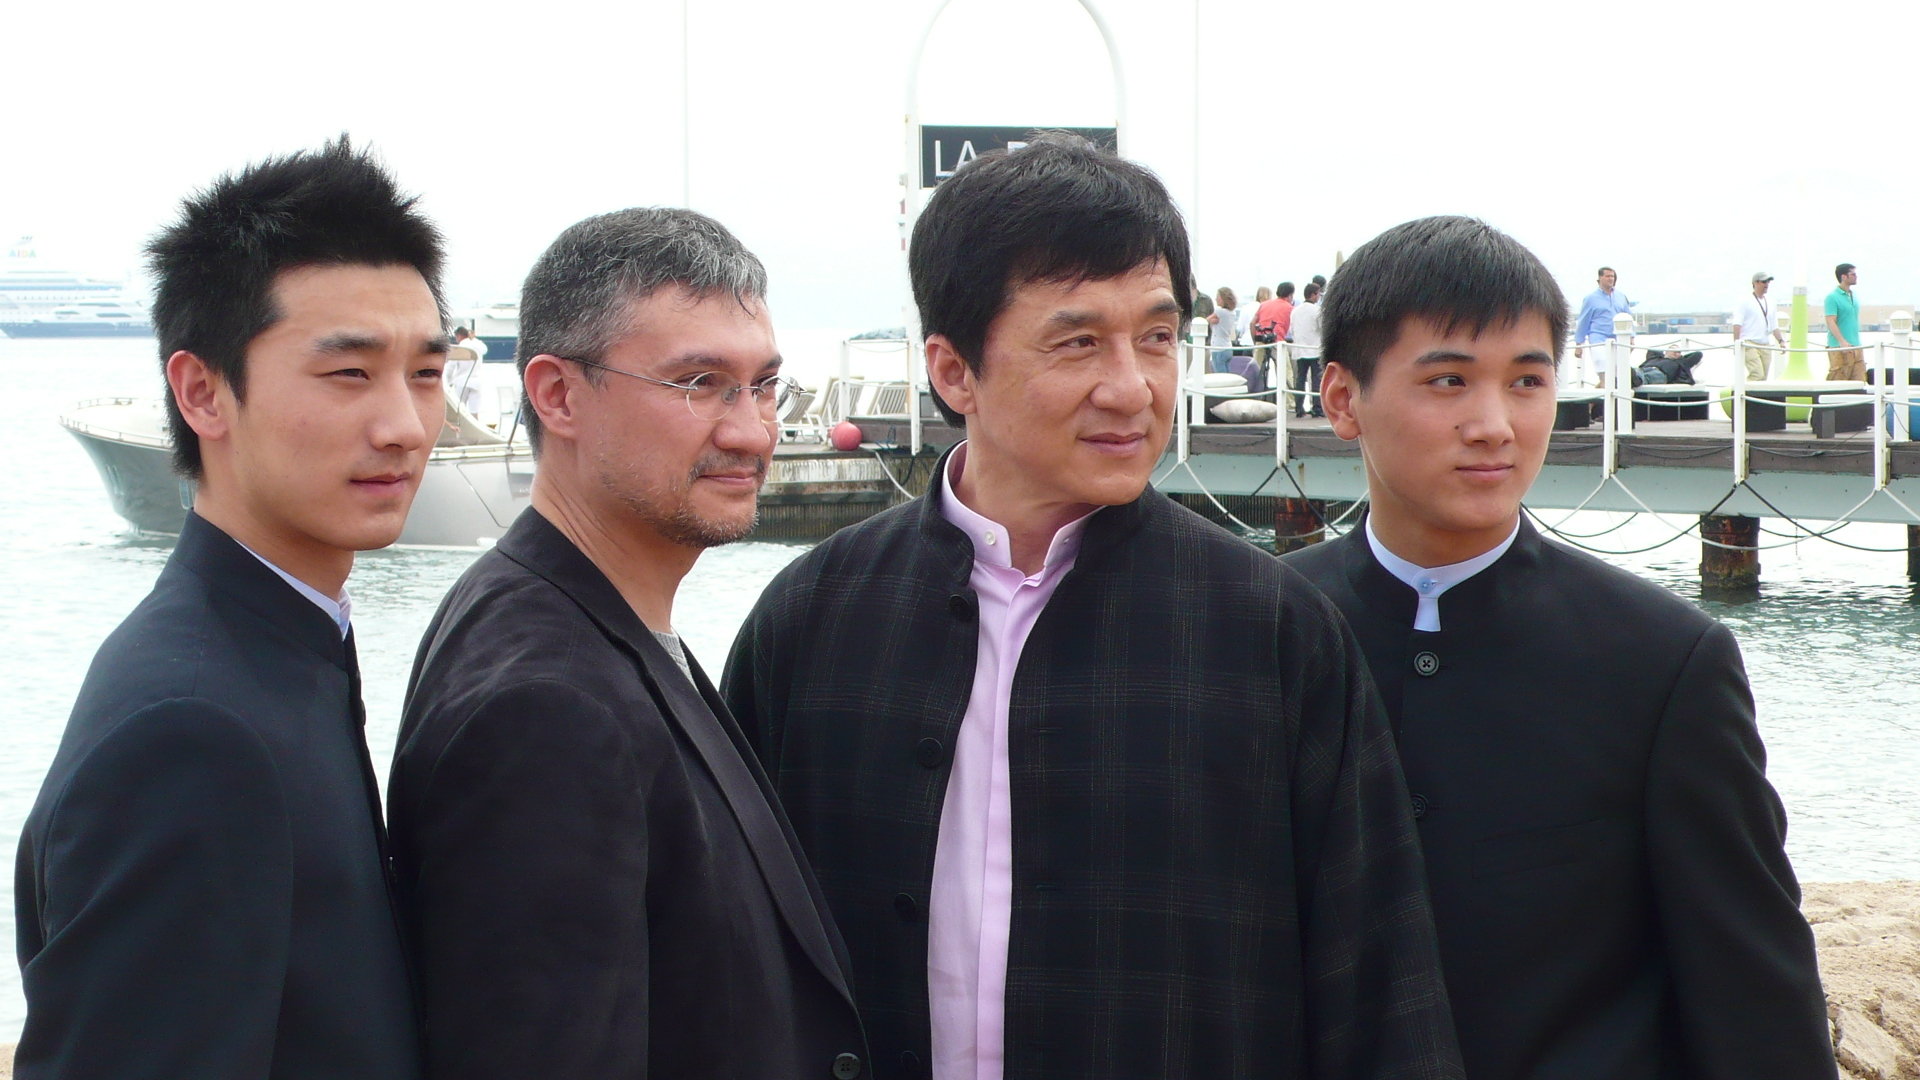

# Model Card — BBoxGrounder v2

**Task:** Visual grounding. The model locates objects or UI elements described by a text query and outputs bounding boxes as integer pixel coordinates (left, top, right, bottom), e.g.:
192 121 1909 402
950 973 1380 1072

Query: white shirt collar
238 543 353 639
1364 516 1520 632
939 442 1095 574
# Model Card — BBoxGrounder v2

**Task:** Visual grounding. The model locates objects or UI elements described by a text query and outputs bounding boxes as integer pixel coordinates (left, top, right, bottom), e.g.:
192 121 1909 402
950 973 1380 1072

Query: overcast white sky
7 0 1919 334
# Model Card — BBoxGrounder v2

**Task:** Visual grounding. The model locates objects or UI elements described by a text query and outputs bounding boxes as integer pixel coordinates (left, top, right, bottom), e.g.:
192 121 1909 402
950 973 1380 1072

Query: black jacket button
948 593 976 620
1410 792 1430 819
915 737 945 768
894 891 920 920
1413 650 1440 677
832 1052 864 1079
899 1050 923 1075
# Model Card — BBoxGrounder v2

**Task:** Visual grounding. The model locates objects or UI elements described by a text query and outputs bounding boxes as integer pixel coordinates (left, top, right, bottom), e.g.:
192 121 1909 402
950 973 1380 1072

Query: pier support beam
1274 498 1326 555
1909 526 1920 584
1700 514 1761 590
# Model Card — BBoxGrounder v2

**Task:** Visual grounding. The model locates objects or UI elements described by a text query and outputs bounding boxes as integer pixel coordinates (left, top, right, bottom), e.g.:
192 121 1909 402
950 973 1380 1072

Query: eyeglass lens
684 373 797 421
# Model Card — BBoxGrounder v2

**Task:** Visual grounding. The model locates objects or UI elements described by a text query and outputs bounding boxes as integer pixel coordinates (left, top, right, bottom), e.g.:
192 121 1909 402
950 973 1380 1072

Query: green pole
1788 285 1813 380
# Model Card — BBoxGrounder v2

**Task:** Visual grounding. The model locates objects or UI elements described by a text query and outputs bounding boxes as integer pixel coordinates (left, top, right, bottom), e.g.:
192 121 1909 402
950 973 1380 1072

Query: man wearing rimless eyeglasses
388 207 868 1079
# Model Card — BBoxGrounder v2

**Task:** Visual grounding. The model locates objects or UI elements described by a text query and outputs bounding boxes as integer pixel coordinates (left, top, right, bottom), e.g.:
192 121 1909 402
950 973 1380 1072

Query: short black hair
517 207 768 452
1276 281 1295 300
146 136 445 479
1303 282 1322 302
1321 216 1568 388
1597 266 1614 277
1311 274 1326 288
1836 262 1856 282
909 133 1193 426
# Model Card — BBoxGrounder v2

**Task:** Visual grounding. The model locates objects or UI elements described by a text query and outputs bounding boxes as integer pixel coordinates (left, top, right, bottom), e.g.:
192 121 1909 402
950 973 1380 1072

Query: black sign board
919 125 1119 187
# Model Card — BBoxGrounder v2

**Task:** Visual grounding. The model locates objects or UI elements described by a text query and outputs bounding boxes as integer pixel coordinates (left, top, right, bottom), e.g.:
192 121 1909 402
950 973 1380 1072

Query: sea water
1 335 1915 1040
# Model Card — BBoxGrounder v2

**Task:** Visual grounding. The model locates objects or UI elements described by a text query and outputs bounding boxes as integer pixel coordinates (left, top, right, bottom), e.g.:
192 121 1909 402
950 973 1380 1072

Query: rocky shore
0 881 1911 1078
1811 882 1920 1080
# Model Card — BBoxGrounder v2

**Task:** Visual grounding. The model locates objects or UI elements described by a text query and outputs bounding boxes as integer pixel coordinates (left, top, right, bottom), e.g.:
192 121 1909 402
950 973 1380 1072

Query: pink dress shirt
928 444 1095 1080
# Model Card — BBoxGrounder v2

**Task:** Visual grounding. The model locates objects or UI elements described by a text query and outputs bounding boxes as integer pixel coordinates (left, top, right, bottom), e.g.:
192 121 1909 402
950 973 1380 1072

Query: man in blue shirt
1572 266 1631 386
1824 262 1864 381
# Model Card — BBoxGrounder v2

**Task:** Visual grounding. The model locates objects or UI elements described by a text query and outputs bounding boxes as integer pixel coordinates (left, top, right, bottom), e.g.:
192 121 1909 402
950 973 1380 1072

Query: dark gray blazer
1284 519 1833 1080
725 469 1463 1080
389 508 866 1080
14 512 419 1080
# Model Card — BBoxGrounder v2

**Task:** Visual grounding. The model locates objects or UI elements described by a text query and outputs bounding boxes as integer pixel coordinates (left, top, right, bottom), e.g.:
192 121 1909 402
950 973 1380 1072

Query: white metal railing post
908 337 923 453
1188 318 1210 433
1275 342 1291 469
1177 332 1203 463
1891 310 1913 444
1601 345 1618 478
1731 330 1750 485
1873 338 1889 488
1611 312 1636 437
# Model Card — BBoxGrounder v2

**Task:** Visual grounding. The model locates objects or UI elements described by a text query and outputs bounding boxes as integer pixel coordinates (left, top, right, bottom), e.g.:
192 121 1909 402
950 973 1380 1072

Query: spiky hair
146 135 446 477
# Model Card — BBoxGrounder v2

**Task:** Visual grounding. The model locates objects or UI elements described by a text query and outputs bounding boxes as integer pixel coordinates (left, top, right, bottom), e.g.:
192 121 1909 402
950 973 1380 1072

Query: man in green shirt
1824 262 1864 380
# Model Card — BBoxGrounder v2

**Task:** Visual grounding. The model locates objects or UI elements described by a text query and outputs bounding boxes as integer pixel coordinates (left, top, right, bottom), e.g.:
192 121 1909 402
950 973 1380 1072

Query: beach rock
1805 882 1920 1080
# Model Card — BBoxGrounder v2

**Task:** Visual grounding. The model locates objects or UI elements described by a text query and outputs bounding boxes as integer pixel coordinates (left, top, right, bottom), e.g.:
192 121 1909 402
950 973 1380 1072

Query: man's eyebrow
658 352 785 375
313 332 385 355
1043 309 1100 331
1411 349 1556 366
1042 297 1182 330
312 332 453 355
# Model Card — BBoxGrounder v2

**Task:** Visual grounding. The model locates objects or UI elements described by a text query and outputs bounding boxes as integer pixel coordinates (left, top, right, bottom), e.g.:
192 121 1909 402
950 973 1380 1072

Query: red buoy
830 421 863 451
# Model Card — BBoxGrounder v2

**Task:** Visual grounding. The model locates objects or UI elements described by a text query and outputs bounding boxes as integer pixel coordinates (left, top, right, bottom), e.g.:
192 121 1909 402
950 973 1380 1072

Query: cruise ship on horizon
0 237 151 338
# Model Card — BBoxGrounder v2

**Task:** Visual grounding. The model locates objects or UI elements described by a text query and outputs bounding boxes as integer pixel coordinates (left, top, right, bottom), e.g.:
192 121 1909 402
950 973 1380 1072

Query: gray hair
516 207 768 450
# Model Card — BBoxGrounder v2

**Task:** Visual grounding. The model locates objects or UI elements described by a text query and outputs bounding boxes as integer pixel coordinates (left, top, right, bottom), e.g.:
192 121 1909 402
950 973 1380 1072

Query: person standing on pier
1289 280 1325 416
1285 216 1834 1080
1735 272 1785 380
1825 262 1865 381
1572 265 1631 386
15 139 445 1080
725 135 1463 1080
1206 284 1239 371
388 208 867 1080
1254 280 1295 400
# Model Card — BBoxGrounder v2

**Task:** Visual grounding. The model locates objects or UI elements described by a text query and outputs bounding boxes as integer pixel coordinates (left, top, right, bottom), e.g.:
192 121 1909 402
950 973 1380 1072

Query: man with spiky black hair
1285 215 1832 1080
15 137 446 1080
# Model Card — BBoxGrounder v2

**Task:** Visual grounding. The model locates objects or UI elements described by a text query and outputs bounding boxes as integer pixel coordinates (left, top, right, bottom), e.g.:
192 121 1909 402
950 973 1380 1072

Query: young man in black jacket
17 138 447 1080
1284 215 1833 1080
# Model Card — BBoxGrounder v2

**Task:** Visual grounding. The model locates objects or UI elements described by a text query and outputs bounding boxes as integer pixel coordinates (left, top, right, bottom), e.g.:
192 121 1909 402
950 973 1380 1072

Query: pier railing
1176 314 1920 499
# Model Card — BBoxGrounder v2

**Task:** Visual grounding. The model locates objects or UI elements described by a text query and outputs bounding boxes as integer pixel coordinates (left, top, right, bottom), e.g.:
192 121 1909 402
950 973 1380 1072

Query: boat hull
64 422 537 546
60 397 914 547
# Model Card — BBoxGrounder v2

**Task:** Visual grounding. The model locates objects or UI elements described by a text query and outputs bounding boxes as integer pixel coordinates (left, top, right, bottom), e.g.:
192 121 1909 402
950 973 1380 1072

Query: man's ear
1321 362 1364 441
165 350 230 443
925 334 979 419
522 355 580 441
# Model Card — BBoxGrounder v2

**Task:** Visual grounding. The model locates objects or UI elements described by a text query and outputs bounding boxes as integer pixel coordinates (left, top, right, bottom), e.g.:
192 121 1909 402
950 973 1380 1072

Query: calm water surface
2 337 1915 1039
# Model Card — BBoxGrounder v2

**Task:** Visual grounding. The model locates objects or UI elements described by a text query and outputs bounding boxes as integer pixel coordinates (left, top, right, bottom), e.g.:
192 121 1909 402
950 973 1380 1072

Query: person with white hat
1734 271 1785 380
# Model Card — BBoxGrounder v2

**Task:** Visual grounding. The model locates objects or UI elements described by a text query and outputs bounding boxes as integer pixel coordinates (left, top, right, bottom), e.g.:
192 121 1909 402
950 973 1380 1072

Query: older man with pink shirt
725 135 1459 1080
